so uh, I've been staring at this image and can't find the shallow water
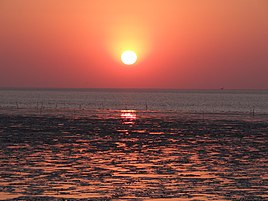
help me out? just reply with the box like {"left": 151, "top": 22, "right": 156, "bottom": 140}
{"left": 0, "top": 111, "right": 267, "bottom": 200}
{"left": 1, "top": 89, "right": 268, "bottom": 114}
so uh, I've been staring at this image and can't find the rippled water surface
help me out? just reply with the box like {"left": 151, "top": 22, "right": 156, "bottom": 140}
{"left": 0, "top": 110, "right": 267, "bottom": 200}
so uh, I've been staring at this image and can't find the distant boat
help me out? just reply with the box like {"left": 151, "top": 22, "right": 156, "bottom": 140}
{"left": 220, "top": 87, "right": 224, "bottom": 90}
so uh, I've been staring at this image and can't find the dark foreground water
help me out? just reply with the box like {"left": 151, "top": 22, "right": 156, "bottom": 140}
{"left": 0, "top": 110, "right": 267, "bottom": 200}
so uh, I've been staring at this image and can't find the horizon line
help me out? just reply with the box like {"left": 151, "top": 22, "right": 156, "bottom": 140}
{"left": 0, "top": 87, "right": 267, "bottom": 91}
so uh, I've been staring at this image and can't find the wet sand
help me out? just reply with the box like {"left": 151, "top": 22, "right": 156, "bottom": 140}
{"left": 0, "top": 110, "right": 267, "bottom": 200}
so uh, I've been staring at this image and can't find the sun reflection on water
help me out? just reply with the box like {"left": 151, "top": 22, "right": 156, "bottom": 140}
{"left": 120, "top": 110, "right": 137, "bottom": 124}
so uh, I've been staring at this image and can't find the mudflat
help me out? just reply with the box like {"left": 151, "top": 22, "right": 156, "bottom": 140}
{"left": 0, "top": 110, "right": 267, "bottom": 200}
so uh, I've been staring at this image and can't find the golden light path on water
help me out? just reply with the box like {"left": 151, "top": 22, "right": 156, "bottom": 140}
{"left": 120, "top": 110, "right": 137, "bottom": 124}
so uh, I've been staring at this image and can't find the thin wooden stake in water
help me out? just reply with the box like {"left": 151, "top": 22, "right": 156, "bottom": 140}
{"left": 16, "top": 102, "right": 19, "bottom": 109}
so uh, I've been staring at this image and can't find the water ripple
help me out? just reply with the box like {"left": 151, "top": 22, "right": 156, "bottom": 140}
{"left": 0, "top": 112, "right": 267, "bottom": 200}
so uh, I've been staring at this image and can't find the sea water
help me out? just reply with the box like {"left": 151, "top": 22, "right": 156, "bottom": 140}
{"left": 0, "top": 88, "right": 267, "bottom": 200}
{"left": 0, "top": 88, "right": 268, "bottom": 114}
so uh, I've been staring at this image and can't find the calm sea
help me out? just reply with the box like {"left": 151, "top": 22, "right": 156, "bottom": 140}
{"left": 0, "top": 88, "right": 268, "bottom": 114}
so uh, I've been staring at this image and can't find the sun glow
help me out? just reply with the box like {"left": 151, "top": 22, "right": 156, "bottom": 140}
{"left": 121, "top": 50, "right": 137, "bottom": 65}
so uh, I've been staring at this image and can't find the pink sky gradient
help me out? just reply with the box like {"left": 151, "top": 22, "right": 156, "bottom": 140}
{"left": 0, "top": 0, "right": 268, "bottom": 89}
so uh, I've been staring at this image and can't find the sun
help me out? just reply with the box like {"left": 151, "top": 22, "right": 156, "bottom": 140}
{"left": 121, "top": 50, "right": 137, "bottom": 65}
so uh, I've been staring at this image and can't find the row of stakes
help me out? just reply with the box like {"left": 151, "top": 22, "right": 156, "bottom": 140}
{"left": 13, "top": 102, "right": 256, "bottom": 116}
{"left": 13, "top": 101, "right": 149, "bottom": 111}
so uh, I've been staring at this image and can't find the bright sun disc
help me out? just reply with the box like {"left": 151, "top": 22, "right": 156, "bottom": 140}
{"left": 121, "top": 50, "right": 137, "bottom": 65}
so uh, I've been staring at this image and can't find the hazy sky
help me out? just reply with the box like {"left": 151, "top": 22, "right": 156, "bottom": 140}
{"left": 0, "top": 0, "right": 268, "bottom": 89}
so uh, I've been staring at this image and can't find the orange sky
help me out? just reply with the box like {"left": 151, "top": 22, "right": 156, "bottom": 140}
{"left": 0, "top": 0, "right": 268, "bottom": 89}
